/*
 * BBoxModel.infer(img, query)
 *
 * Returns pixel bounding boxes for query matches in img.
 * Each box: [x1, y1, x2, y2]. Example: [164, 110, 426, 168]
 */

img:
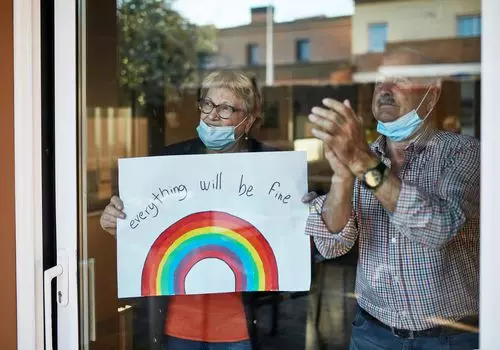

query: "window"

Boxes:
[246, 43, 259, 65]
[368, 23, 387, 52]
[296, 39, 310, 62]
[197, 52, 211, 69]
[457, 15, 481, 37]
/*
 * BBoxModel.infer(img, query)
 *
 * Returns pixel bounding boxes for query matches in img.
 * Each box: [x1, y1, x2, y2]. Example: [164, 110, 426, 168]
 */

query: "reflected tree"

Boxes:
[117, 0, 217, 154]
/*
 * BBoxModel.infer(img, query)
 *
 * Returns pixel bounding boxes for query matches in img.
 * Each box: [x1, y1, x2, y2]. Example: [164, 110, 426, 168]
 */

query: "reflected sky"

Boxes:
[172, 0, 354, 28]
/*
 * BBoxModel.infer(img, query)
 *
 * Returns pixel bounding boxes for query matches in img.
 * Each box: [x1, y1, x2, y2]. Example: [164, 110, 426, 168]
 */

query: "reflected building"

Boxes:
[199, 6, 353, 86]
[352, 0, 481, 137]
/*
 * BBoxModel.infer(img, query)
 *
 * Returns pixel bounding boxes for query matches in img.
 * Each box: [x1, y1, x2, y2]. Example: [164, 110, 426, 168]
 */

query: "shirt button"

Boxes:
[391, 237, 397, 244]
[153, 337, 158, 344]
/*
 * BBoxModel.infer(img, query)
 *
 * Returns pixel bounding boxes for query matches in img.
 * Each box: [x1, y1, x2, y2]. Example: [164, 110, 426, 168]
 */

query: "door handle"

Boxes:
[43, 250, 69, 350]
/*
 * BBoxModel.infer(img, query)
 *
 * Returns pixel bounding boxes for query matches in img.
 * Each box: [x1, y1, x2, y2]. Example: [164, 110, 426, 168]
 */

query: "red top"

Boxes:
[164, 292, 249, 342]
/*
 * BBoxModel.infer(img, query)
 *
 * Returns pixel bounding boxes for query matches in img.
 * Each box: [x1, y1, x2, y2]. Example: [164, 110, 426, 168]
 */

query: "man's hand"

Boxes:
[324, 144, 354, 182]
[309, 99, 378, 177]
[100, 195, 126, 236]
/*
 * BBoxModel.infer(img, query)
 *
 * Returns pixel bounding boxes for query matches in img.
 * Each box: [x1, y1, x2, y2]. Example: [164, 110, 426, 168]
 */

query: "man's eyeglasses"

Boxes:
[375, 76, 414, 89]
[197, 99, 242, 119]
[375, 75, 434, 90]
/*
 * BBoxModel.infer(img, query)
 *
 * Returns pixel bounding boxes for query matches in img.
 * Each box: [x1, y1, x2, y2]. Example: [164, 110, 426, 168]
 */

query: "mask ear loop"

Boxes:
[233, 116, 250, 143]
[415, 86, 433, 122]
[406, 85, 435, 146]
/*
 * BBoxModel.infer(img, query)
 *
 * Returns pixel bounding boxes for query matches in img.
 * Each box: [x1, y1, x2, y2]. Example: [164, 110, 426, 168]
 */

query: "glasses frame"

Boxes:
[197, 98, 243, 120]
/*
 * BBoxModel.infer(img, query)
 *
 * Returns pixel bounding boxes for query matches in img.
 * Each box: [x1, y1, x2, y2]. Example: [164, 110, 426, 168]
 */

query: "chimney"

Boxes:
[251, 6, 274, 24]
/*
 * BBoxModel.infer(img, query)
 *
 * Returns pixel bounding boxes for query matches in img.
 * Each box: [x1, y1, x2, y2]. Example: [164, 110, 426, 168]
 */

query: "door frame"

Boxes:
[479, 0, 500, 348]
[14, 0, 80, 348]
[53, 0, 80, 348]
[12, 0, 500, 349]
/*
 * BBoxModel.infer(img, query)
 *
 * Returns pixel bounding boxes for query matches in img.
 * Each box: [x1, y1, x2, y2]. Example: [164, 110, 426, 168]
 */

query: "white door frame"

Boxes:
[12, 0, 500, 349]
[53, 0, 80, 348]
[14, 0, 80, 349]
[479, 0, 500, 349]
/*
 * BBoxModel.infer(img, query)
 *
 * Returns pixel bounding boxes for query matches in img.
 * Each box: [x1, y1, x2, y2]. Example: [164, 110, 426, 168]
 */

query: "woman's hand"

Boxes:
[99, 195, 125, 236]
[302, 191, 319, 204]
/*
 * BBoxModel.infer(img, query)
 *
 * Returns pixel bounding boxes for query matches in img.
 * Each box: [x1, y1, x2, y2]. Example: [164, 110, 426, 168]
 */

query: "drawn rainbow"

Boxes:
[141, 211, 279, 296]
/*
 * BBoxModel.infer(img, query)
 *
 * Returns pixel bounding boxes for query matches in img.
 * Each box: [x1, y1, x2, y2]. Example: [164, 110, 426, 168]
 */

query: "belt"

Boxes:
[359, 307, 478, 339]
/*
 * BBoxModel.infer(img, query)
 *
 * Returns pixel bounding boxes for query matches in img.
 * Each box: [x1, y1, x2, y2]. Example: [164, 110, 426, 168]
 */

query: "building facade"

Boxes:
[351, 0, 481, 137]
[201, 6, 352, 85]
[352, 0, 481, 80]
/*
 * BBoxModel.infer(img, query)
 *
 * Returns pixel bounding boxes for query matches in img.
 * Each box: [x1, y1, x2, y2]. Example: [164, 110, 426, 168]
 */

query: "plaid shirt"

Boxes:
[306, 129, 480, 331]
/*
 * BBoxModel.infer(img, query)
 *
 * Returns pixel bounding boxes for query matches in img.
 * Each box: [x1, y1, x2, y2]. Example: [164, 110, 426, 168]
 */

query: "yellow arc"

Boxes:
[155, 226, 266, 293]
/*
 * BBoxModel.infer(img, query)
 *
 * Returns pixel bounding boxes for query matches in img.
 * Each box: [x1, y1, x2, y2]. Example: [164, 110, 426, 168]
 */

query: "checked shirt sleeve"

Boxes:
[391, 139, 480, 249]
[305, 194, 359, 259]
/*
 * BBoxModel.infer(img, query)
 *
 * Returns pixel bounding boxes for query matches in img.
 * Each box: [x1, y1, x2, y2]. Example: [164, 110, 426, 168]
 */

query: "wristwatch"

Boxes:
[361, 160, 388, 190]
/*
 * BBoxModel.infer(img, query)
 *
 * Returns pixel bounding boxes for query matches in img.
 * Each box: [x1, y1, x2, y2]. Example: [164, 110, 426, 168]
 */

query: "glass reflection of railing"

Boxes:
[87, 106, 149, 208]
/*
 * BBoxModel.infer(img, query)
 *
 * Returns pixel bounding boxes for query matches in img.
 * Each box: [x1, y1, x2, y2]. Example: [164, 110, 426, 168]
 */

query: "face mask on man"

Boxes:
[196, 117, 248, 150]
[376, 87, 432, 142]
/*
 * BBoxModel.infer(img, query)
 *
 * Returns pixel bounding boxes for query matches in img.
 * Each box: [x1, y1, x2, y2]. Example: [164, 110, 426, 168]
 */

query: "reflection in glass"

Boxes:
[81, 0, 481, 349]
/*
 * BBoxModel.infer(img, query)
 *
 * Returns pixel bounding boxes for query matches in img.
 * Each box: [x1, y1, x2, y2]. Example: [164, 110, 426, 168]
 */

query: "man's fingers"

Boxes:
[301, 191, 319, 203]
[322, 98, 355, 121]
[310, 106, 346, 126]
[110, 195, 123, 210]
[308, 113, 337, 133]
[311, 127, 334, 144]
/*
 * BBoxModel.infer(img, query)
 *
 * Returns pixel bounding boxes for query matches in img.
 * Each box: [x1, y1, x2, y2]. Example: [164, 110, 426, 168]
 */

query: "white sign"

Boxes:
[117, 151, 311, 298]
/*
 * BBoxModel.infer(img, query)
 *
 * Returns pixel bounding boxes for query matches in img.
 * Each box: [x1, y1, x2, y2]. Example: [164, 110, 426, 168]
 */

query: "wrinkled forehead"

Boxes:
[205, 87, 240, 103]
[378, 48, 441, 88]
[375, 71, 440, 90]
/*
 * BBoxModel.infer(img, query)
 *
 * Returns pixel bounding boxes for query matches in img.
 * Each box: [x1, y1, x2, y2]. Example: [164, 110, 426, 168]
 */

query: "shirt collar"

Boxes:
[371, 126, 436, 157]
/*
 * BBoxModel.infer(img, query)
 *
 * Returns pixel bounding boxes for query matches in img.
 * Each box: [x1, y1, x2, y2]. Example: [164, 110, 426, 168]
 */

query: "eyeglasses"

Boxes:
[375, 76, 414, 89]
[197, 99, 243, 119]
[375, 75, 434, 90]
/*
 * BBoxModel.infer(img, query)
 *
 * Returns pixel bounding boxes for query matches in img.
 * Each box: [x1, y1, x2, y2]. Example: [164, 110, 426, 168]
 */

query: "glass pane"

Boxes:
[368, 23, 387, 53]
[80, 0, 480, 349]
[458, 15, 481, 37]
[296, 39, 311, 62]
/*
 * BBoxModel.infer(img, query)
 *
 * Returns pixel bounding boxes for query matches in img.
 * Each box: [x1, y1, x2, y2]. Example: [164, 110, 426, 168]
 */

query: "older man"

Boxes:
[306, 49, 479, 349]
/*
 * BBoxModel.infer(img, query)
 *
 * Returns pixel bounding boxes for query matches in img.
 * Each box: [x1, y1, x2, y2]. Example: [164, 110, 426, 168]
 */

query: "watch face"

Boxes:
[365, 169, 382, 187]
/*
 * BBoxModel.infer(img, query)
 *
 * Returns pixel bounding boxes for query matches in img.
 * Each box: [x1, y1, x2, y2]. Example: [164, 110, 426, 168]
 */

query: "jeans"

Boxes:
[349, 306, 479, 350]
[163, 336, 252, 350]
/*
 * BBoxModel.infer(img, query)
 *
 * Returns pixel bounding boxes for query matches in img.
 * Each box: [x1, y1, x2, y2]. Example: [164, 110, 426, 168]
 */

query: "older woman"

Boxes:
[100, 70, 276, 350]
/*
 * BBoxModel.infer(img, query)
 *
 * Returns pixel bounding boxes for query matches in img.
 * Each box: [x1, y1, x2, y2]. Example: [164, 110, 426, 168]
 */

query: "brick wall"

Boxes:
[215, 17, 351, 68]
[354, 37, 480, 72]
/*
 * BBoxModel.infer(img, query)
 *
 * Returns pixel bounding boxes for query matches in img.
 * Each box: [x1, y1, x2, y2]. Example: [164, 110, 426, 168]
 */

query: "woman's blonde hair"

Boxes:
[199, 70, 262, 121]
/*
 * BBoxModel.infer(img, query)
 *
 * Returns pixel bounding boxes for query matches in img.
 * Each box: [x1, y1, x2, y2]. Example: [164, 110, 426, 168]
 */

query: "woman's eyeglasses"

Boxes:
[197, 99, 242, 119]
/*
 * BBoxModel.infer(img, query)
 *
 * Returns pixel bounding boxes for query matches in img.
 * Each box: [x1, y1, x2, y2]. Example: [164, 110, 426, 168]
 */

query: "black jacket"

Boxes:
[129, 137, 279, 350]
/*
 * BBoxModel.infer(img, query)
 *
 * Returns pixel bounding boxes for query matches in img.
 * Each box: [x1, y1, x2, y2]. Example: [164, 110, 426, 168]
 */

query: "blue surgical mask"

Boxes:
[376, 87, 432, 142]
[196, 117, 247, 150]
[376, 109, 423, 142]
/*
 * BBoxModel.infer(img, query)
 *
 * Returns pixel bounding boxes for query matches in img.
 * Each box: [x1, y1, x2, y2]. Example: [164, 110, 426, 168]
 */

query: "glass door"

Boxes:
[49, 0, 492, 349]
